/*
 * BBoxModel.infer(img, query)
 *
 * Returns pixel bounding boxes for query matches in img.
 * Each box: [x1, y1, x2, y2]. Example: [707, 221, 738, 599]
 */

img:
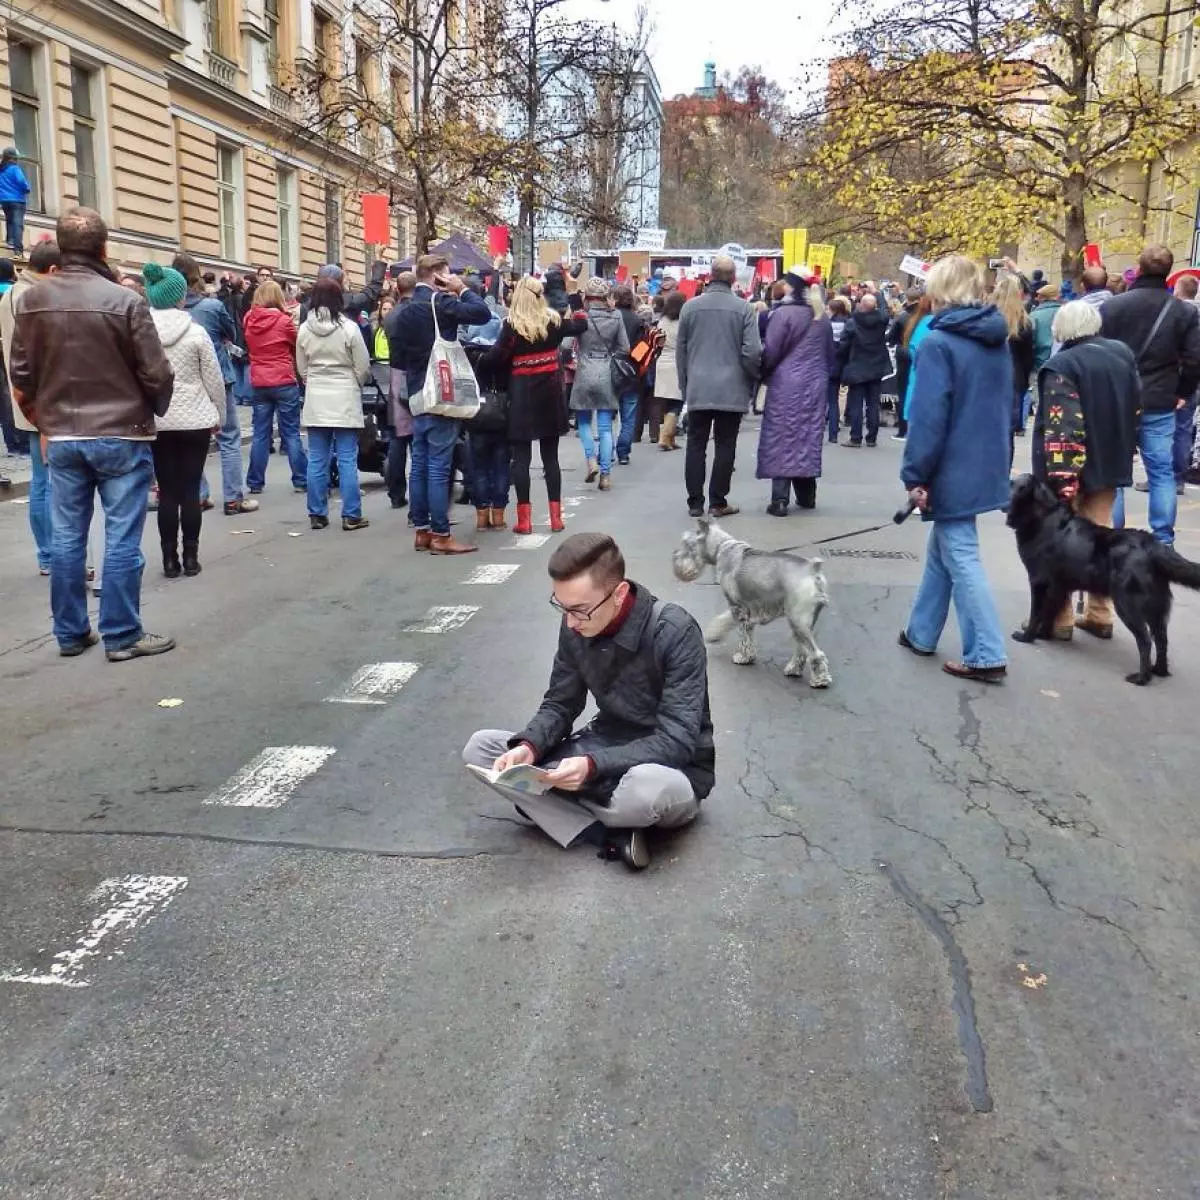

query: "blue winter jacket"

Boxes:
[901, 305, 1012, 522]
[184, 291, 237, 386]
[0, 162, 30, 203]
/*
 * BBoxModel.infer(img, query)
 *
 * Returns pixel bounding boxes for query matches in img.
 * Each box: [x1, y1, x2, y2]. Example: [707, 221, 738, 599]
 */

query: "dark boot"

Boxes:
[162, 543, 181, 579]
[181, 542, 201, 577]
[794, 477, 817, 509]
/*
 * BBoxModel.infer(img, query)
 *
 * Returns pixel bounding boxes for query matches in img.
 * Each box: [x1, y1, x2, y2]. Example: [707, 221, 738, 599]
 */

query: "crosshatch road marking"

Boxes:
[324, 662, 421, 704]
[0, 875, 189, 988]
[202, 746, 337, 808]
[462, 564, 521, 586]
[402, 605, 480, 633]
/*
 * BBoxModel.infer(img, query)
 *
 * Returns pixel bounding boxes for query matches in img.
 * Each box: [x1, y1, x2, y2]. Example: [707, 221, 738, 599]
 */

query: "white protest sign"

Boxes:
[899, 254, 932, 280]
[635, 227, 667, 251]
[718, 242, 748, 268]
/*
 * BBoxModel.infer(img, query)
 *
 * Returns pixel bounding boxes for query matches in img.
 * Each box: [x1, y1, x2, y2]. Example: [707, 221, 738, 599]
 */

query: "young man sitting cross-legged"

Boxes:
[462, 531, 714, 870]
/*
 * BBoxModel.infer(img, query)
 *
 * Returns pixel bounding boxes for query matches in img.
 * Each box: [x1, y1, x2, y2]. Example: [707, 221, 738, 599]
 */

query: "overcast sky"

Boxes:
[571, 0, 841, 100]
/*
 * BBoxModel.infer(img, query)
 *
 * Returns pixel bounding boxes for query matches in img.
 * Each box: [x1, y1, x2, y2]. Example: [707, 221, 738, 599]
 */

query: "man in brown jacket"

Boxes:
[10, 207, 177, 660]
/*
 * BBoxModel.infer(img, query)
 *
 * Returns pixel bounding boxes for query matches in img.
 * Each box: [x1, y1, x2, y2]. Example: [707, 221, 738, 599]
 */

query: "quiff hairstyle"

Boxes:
[547, 532, 626, 589]
[925, 254, 985, 308]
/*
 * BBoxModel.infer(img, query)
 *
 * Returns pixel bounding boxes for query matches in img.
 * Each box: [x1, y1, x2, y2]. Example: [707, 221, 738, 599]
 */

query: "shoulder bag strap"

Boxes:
[1137, 295, 1174, 366]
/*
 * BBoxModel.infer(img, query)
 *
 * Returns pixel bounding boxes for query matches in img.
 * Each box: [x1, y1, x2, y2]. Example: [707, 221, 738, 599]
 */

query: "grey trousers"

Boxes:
[462, 729, 700, 830]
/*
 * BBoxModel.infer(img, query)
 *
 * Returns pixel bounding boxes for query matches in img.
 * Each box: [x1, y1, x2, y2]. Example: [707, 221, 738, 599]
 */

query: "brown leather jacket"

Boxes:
[10, 259, 174, 437]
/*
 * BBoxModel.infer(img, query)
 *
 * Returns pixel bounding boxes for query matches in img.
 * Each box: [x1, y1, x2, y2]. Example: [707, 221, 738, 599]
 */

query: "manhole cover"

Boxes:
[823, 548, 918, 561]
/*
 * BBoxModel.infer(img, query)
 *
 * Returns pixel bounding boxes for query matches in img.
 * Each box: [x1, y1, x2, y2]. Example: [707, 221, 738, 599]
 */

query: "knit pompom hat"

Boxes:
[142, 261, 188, 309]
[585, 276, 610, 299]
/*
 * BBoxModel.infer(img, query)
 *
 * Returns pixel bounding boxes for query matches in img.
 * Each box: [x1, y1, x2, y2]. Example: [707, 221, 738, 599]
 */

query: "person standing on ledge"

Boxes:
[462, 531, 715, 871]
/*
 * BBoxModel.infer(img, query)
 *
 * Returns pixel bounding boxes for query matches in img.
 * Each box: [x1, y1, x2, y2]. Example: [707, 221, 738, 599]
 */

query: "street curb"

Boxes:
[0, 429, 255, 502]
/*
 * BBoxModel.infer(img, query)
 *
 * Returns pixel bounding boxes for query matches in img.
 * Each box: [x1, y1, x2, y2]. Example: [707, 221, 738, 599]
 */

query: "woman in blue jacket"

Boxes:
[0, 148, 31, 257]
[899, 255, 1012, 682]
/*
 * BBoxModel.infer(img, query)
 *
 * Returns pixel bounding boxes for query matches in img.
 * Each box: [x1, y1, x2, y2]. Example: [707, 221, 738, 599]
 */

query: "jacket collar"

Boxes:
[609, 581, 654, 651]
[706, 281, 732, 294]
[59, 253, 117, 282]
[1130, 274, 1168, 292]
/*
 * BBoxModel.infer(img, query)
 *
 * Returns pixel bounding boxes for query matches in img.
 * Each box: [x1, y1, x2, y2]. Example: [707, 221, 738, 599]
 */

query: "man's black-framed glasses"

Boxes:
[549, 583, 620, 620]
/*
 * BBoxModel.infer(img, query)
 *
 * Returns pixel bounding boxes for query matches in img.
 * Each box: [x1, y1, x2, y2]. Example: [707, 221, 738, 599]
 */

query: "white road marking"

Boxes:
[462, 564, 521, 585]
[403, 605, 480, 633]
[0, 874, 188, 989]
[504, 534, 551, 550]
[563, 496, 588, 507]
[10, 497, 30, 506]
[324, 662, 420, 705]
[202, 745, 336, 808]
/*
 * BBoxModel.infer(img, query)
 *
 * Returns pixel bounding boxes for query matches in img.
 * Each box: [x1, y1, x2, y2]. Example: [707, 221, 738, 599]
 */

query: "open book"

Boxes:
[466, 762, 553, 797]
[466, 763, 597, 848]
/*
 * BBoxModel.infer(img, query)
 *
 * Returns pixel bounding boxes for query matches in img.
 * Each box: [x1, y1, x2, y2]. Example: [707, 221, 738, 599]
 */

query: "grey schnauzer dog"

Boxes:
[673, 516, 833, 687]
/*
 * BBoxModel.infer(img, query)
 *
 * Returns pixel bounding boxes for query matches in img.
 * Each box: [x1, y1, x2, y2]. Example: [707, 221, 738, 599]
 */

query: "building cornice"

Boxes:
[47, 0, 188, 56]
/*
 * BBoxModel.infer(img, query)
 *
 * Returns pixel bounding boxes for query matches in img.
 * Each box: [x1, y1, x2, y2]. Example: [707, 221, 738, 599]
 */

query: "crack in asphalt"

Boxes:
[880, 861, 994, 1114]
[912, 694, 1152, 970]
[876, 813, 985, 928]
[0, 823, 509, 861]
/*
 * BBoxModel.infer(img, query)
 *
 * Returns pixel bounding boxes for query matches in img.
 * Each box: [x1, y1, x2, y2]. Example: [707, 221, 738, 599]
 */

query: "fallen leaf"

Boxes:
[1040, 689, 1060, 699]
[157, 698, 184, 708]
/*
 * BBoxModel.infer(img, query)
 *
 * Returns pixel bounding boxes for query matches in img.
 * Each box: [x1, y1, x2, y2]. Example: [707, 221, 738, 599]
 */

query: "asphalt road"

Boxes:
[1, 424, 1198, 1199]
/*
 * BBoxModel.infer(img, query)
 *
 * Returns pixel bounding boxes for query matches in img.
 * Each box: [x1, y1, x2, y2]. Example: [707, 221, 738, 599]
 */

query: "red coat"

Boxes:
[243, 306, 298, 388]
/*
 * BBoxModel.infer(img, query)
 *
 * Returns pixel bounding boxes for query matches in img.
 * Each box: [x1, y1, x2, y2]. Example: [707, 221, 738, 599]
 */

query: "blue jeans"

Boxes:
[246, 384, 306, 491]
[47, 438, 153, 651]
[1113, 408, 1176, 544]
[2, 201, 26, 254]
[905, 517, 1007, 669]
[230, 357, 252, 405]
[216, 385, 246, 503]
[577, 409, 614, 473]
[826, 378, 840, 442]
[615, 388, 639, 460]
[306, 427, 361, 519]
[29, 440, 52, 569]
[1174, 398, 1196, 481]
[469, 430, 510, 509]
[410, 413, 459, 535]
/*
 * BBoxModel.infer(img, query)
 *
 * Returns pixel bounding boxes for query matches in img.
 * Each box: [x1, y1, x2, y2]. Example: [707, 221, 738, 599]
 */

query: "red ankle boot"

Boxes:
[548, 500, 565, 532]
[513, 502, 534, 535]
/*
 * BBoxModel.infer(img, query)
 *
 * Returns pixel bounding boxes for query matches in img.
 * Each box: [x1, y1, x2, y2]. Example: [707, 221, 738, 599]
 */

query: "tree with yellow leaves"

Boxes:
[802, 0, 1200, 275]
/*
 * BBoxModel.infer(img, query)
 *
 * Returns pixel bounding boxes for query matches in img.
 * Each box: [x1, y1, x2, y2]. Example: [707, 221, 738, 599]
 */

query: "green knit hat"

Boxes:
[141, 261, 188, 309]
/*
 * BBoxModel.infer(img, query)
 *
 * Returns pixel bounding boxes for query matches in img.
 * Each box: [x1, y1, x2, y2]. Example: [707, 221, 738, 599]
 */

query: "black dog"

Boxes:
[1007, 474, 1200, 685]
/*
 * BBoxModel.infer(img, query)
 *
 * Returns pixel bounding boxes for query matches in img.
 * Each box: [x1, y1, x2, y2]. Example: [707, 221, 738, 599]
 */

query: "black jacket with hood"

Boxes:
[838, 306, 892, 385]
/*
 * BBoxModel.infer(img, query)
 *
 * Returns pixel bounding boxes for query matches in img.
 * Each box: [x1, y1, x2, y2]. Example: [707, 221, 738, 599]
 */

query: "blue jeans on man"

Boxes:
[904, 517, 1007, 670]
[615, 387, 640, 462]
[246, 384, 306, 492]
[1174, 397, 1196, 482]
[47, 438, 153, 651]
[28, 440, 52, 570]
[2, 200, 25, 255]
[1113, 408, 1177, 544]
[410, 413, 459, 535]
[215, 385, 248, 505]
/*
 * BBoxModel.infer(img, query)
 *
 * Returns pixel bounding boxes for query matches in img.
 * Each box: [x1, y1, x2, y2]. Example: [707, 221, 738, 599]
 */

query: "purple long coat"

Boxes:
[756, 302, 834, 479]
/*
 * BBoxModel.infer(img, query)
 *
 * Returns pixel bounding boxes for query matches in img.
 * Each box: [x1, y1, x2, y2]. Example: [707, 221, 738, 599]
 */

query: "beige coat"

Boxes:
[296, 310, 371, 428]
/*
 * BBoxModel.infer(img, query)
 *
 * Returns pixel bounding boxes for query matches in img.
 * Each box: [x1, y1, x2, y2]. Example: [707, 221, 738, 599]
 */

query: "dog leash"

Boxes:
[772, 501, 918, 555]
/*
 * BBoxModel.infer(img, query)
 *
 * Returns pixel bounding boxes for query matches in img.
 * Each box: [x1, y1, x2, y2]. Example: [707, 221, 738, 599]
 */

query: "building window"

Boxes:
[1176, 16, 1195, 90]
[354, 38, 370, 96]
[276, 167, 298, 273]
[324, 181, 341, 264]
[7, 39, 44, 211]
[206, 0, 226, 55]
[70, 63, 99, 211]
[265, 0, 281, 84]
[216, 143, 242, 260]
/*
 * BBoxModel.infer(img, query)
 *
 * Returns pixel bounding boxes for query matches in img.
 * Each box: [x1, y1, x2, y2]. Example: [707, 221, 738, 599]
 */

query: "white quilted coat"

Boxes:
[150, 308, 225, 431]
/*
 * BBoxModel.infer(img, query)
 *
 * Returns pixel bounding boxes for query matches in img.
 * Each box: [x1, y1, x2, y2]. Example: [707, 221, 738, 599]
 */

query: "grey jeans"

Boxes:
[462, 728, 700, 830]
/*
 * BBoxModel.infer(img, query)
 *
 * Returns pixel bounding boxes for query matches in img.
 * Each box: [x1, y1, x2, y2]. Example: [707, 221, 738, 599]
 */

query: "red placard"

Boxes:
[361, 194, 390, 246]
[677, 278, 699, 299]
[1083, 243, 1103, 268]
[487, 225, 509, 256]
[615, 264, 629, 283]
[756, 257, 777, 283]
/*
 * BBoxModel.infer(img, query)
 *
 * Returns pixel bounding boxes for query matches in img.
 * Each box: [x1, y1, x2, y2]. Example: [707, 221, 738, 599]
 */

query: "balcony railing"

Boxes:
[268, 84, 297, 119]
[206, 50, 238, 89]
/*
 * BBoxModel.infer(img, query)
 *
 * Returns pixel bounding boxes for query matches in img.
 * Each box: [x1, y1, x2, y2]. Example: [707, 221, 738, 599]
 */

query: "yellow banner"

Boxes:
[808, 242, 836, 279]
[782, 227, 808, 272]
